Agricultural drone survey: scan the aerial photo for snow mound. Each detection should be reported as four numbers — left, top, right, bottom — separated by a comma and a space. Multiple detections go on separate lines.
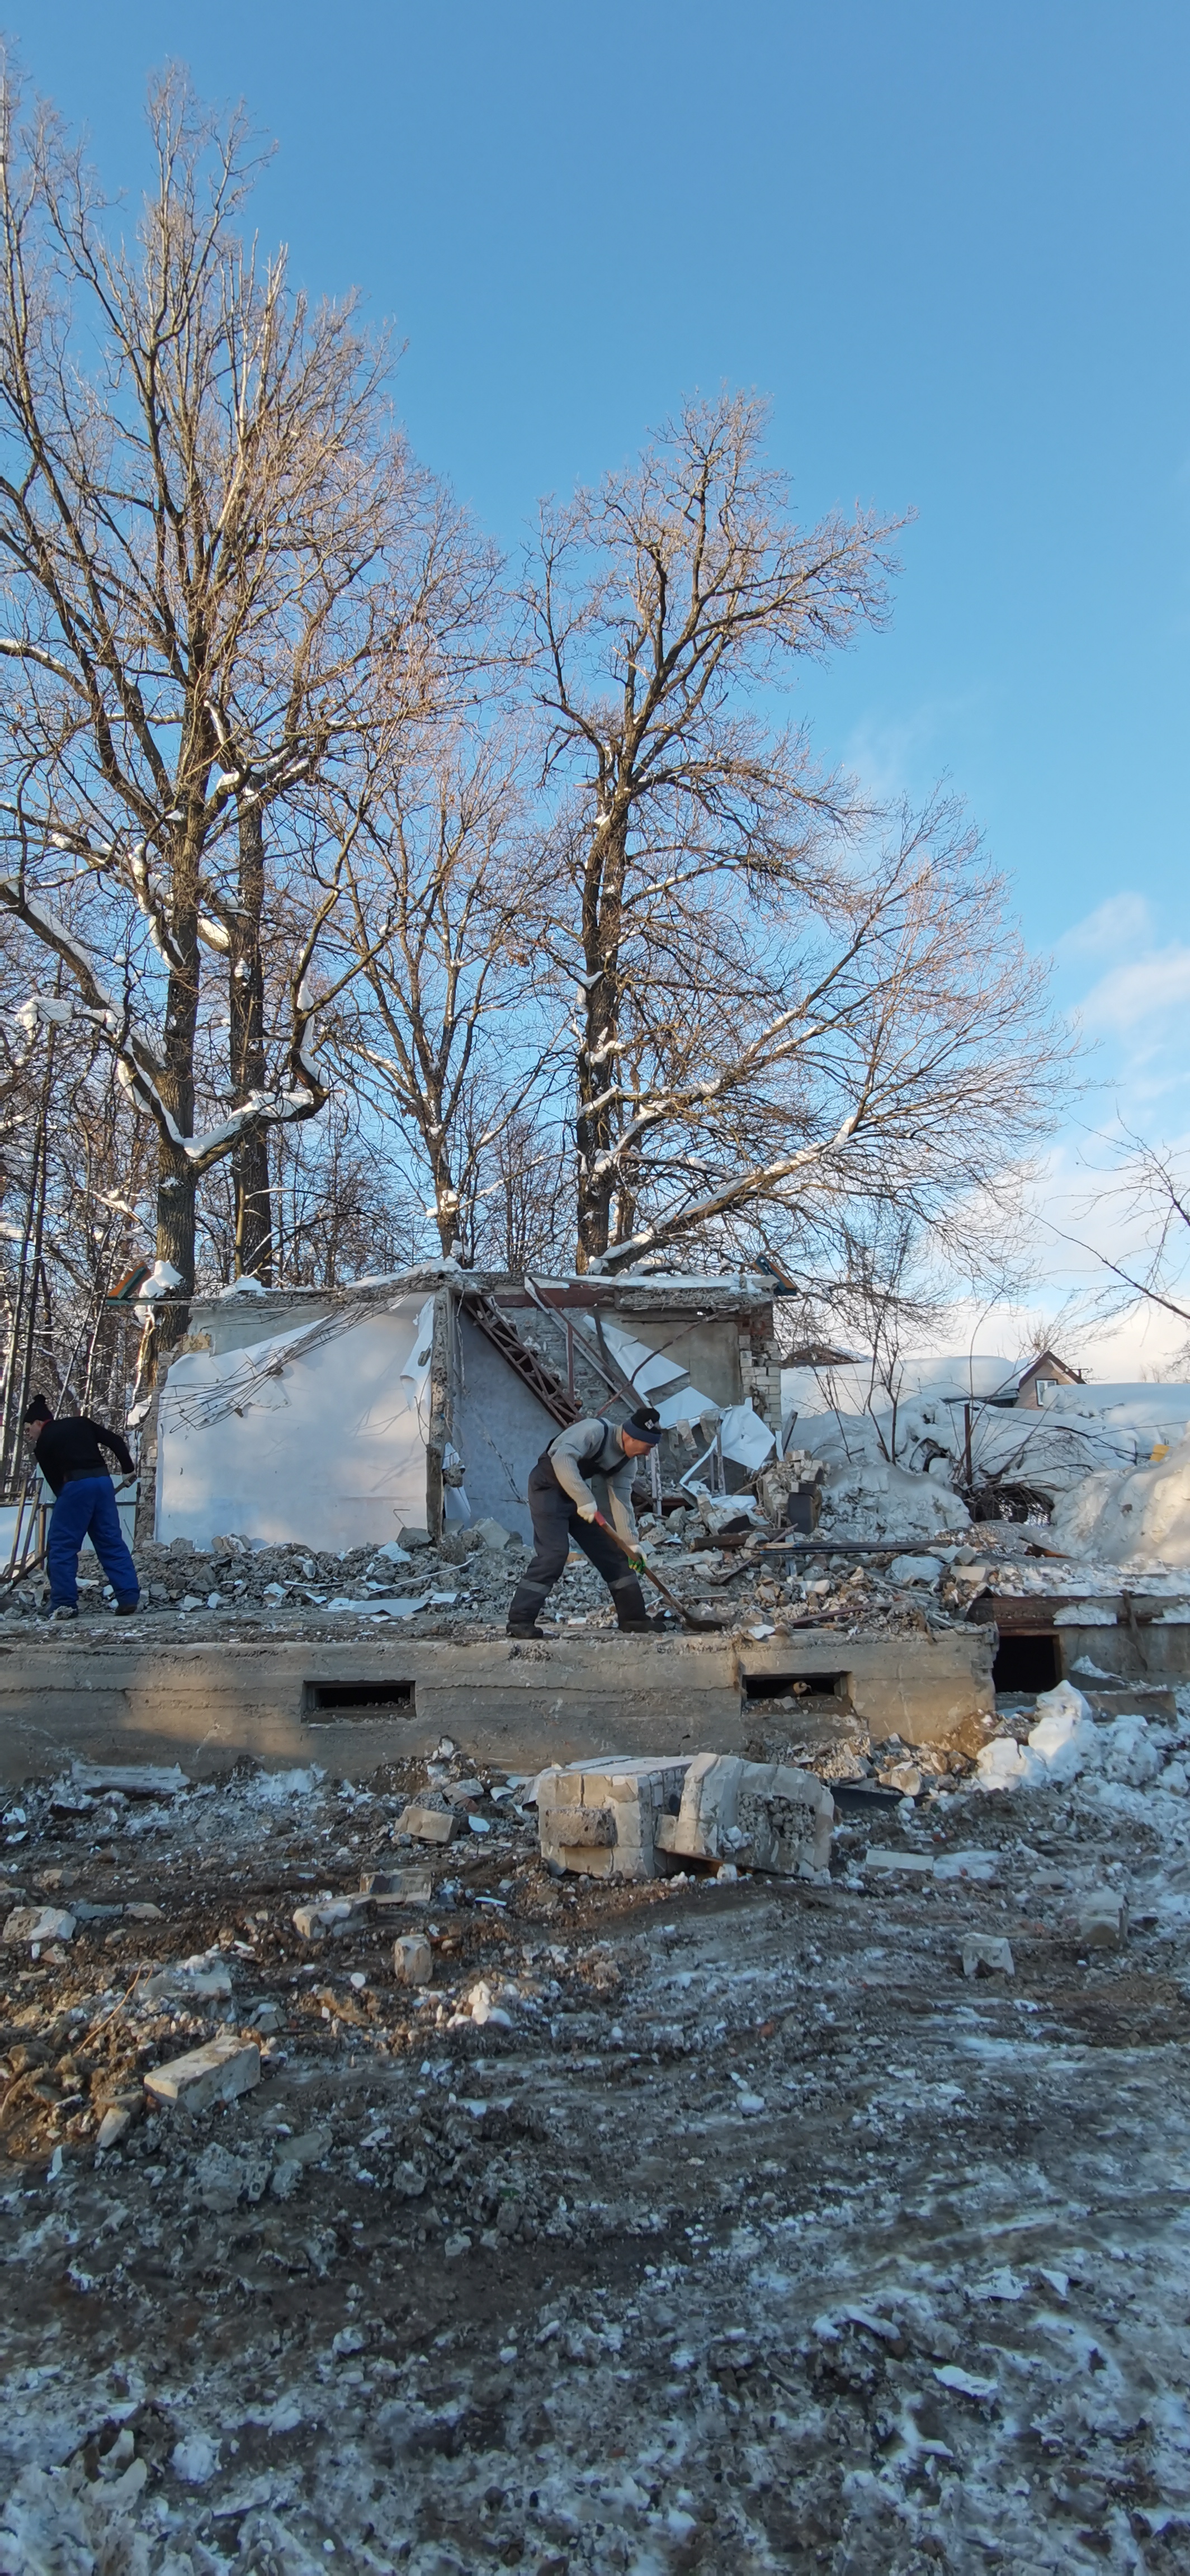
1051, 1433, 1190, 1566
974, 1689, 1174, 1796
819, 1457, 968, 1543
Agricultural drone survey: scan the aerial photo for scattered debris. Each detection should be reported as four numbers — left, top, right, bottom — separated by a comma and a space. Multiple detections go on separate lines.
2, 1905, 75, 1946
395, 1802, 457, 1845
392, 1934, 433, 1985
143, 2033, 261, 2113
2, 1656, 1190, 2569
961, 1933, 1016, 1977
1076, 1890, 1128, 1949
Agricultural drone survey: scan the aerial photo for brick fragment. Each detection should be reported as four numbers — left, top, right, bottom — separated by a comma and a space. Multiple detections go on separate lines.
144, 2033, 260, 2114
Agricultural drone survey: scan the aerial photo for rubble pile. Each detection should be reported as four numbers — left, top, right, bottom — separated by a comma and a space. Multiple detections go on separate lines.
0, 1499, 1018, 1644
3, 1687, 1190, 2568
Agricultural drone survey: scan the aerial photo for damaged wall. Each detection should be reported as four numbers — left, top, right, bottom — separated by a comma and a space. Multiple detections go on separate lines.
156, 1293, 433, 1551
154, 1270, 783, 1554
453, 1311, 558, 1543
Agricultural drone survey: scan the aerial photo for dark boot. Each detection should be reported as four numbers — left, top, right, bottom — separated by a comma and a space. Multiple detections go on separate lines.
612, 1578, 667, 1635
507, 1581, 548, 1640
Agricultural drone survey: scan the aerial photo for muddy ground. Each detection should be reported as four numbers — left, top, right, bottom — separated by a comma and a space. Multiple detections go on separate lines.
3, 1723, 1190, 2575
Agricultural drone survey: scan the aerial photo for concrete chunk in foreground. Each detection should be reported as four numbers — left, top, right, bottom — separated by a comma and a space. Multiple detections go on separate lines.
396, 1803, 456, 1844
3, 1903, 75, 1944
144, 2033, 260, 2113
537, 1756, 694, 1880
659, 1753, 834, 1876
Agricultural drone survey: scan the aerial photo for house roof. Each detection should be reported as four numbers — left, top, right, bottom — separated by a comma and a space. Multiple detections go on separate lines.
1014, 1349, 1084, 1388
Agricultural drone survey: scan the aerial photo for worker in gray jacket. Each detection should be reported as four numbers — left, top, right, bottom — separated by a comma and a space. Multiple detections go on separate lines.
507, 1406, 665, 1639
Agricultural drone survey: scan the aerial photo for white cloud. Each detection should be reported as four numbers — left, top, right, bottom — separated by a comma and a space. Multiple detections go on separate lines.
1079, 943, 1190, 1036
1057, 891, 1153, 964
843, 690, 986, 803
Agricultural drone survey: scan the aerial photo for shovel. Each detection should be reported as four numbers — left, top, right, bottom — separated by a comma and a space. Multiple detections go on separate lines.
594, 1513, 726, 1633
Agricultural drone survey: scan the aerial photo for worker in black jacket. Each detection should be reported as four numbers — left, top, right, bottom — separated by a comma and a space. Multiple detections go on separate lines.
22, 1396, 139, 1623
506, 1405, 665, 1639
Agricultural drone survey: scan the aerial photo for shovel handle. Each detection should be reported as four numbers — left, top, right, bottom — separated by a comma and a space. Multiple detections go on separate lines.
593, 1511, 724, 1632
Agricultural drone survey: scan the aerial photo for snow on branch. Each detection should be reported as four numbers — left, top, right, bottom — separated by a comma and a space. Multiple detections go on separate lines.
591, 1111, 865, 1273
0, 637, 88, 694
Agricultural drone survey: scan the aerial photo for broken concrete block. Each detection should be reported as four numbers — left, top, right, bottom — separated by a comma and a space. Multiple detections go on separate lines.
668, 1753, 834, 1876
249, 2001, 284, 2034
143, 1953, 233, 2001
546, 1803, 616, 1849
3, 1905, 75, 1945
537, 1756, 693, 1880
144, 2033, 260, 2114
398, 1525, 432, 1549
285, 2125, 333, 2165
1077, 1890, 1128, 1949
879, 1761, 923, 1797
393, 1934, 433, 1985
471, 1517, 513, 1551
961, 1934, 1015, 1978
291, 1896, 370, 1939
887, 1554, 942, 1587
193, 2142, 252, 2213
934, 1849, 1000, 1884
95, 2091, 143, 2152
465, 1980, 513, 2028
70, 1761, 189, 1798
396, 1804, 456, 1845
96, 2105, 133, 2152
363, 1866, 434, 1906
861, 1850, 935, 1877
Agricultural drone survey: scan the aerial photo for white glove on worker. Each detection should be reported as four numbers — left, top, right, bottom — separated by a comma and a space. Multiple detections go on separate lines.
576, 1500, 598, 1522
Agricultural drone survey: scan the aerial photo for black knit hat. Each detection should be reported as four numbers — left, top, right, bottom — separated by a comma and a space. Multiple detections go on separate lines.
23, 1394, 51, 1424
625, 1405, 662, 1447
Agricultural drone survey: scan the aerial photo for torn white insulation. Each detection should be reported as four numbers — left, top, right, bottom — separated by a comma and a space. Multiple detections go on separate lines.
155, 1296, 432, 1550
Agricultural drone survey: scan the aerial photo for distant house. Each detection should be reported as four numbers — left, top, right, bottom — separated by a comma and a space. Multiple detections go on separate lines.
1012, 1351, 1085, 1410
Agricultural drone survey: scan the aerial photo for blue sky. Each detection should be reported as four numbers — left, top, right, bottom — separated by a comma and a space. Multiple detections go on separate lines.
14, 1, 1190, 1358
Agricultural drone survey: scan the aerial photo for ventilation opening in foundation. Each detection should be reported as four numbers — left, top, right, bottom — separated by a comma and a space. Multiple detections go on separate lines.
741, 1670, 851, 1704
303, 1680, 415, 1717
991, 1632, 1059, 1694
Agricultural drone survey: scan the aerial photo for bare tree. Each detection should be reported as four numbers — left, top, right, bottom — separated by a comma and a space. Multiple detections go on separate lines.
0, 950, 156, 1482
197, 1095, 424, 1288
522, 395, 1068, 1277
1053, 1129, 1190, 1360
556, 792, 1066, 1278
332, 714, 561, 1258
523, 392, 896, 1267
0, 67, 482, 1341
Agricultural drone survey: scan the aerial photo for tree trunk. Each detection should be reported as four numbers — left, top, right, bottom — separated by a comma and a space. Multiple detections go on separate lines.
573, 823, 625, 1270
428, 1144, 459, 1258
230, 801, 273, 1282
0, 1031, 51, 1486
154, 829, 201, 1358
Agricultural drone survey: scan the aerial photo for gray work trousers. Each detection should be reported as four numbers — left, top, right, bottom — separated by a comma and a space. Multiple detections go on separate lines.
507, 1461, 641, 1625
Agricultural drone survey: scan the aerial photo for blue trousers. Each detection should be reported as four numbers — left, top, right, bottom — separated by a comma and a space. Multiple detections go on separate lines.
47, 1475, 139, 1610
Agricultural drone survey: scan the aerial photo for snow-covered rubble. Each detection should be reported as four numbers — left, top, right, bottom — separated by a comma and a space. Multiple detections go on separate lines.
816, 1455, 968, 1542
1051, 1430, 1190, 1566
4, 1699, 1190, 2569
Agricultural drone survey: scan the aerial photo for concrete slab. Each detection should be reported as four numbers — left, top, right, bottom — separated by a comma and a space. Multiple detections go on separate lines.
0, 1622, 994, 1783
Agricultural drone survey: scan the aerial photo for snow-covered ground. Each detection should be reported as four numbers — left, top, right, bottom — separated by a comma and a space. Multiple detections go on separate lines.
3, 1704, 1190, 2572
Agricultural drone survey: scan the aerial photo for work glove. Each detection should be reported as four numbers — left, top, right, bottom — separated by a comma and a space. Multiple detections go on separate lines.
577, 1499, 598, 1523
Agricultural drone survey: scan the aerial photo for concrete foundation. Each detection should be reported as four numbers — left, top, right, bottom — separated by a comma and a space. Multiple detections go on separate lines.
0, 1622, 994, 1784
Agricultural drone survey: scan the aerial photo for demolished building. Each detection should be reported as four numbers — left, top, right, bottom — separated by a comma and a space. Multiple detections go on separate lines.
144, 1266, 785, 1554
